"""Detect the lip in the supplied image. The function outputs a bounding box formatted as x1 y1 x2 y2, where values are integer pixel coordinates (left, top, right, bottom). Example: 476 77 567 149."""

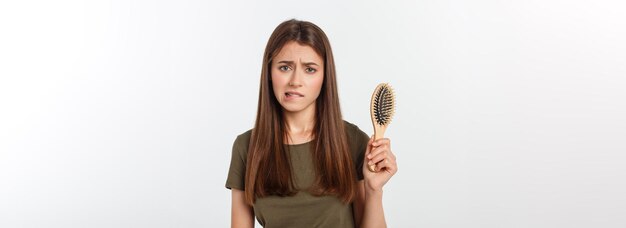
285 91 304 97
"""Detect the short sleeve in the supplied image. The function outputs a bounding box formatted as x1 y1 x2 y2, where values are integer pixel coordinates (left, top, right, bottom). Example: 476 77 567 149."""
225 131 251 190
346 121 370 181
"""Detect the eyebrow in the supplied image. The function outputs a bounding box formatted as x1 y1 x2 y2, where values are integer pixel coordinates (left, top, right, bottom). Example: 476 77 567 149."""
277 60 319 66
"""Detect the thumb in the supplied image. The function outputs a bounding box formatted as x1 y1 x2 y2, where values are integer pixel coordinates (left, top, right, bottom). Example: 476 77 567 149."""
363 135 375 172
365 135 374 156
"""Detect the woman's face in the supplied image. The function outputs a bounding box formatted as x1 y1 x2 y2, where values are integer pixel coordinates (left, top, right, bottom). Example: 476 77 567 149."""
271 41 324 114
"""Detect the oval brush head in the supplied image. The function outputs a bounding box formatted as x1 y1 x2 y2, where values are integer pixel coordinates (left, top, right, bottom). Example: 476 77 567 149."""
372 83 396 126
368 83 396 172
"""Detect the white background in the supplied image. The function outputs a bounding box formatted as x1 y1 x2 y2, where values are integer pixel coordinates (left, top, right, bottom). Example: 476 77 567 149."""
1 0 625 227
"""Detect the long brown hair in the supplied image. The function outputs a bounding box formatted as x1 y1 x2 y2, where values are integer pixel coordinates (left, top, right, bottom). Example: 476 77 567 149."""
244 19 356 205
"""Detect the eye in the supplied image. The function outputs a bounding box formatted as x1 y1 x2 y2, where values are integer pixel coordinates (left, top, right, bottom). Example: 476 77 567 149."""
305 67 317 73
279 66 291 71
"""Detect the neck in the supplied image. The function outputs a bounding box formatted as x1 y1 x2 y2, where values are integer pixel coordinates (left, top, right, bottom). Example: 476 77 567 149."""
283 105 316 144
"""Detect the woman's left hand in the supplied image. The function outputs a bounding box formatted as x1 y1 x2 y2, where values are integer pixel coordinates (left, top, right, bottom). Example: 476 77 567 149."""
363 136 398 192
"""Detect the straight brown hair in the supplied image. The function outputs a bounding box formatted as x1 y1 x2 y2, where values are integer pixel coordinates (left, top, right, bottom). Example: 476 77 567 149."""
244 19 356 205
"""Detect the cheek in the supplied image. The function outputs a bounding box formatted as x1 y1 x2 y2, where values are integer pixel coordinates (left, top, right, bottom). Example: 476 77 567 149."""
311 74 324 94
272 67 291 79
270 72 282 97
270 70 283 87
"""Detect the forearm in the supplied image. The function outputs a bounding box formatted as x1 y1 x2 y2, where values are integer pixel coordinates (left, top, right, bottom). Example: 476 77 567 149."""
360 189 386 228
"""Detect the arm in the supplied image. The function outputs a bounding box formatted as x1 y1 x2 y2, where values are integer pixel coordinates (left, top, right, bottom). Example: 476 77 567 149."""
231 189 254 228
361 185 387 228
355 137 398 228
353 181 387 228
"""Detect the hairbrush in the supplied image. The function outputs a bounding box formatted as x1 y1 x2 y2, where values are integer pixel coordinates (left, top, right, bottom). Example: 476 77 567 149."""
368 83 396 172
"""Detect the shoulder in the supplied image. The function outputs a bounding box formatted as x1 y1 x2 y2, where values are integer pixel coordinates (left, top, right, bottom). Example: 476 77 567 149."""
343 120 368 140
234 129 253 145
343 120 359 133
343 120 369 152
232 129 253 157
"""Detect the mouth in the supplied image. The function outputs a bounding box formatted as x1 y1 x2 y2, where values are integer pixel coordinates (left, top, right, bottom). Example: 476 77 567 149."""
285 91 304 98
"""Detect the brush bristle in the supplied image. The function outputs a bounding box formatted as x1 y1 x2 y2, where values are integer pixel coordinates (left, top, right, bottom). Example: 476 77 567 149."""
372 83 396 126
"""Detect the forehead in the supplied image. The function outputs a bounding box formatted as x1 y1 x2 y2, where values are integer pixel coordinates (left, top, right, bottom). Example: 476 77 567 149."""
274 41 323 63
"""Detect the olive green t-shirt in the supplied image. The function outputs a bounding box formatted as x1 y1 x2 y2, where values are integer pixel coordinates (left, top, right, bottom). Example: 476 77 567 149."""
225 121 370 228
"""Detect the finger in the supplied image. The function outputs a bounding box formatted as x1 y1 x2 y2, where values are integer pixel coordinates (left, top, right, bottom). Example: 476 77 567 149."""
372 138 391 147
366 144 390 160
368 150 388 166
365 136 375 173
376 158 398 174
365 136 374 152
364 136 374 160
388 151 396 160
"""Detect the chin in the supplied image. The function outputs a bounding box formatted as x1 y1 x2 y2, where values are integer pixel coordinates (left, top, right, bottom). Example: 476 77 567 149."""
282 106 305 113
280 102 314 113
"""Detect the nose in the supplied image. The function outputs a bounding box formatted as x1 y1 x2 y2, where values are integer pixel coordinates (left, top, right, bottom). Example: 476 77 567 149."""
288 70 303 87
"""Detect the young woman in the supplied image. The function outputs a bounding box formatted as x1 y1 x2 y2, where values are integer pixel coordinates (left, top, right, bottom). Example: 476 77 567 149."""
225 19 398 228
